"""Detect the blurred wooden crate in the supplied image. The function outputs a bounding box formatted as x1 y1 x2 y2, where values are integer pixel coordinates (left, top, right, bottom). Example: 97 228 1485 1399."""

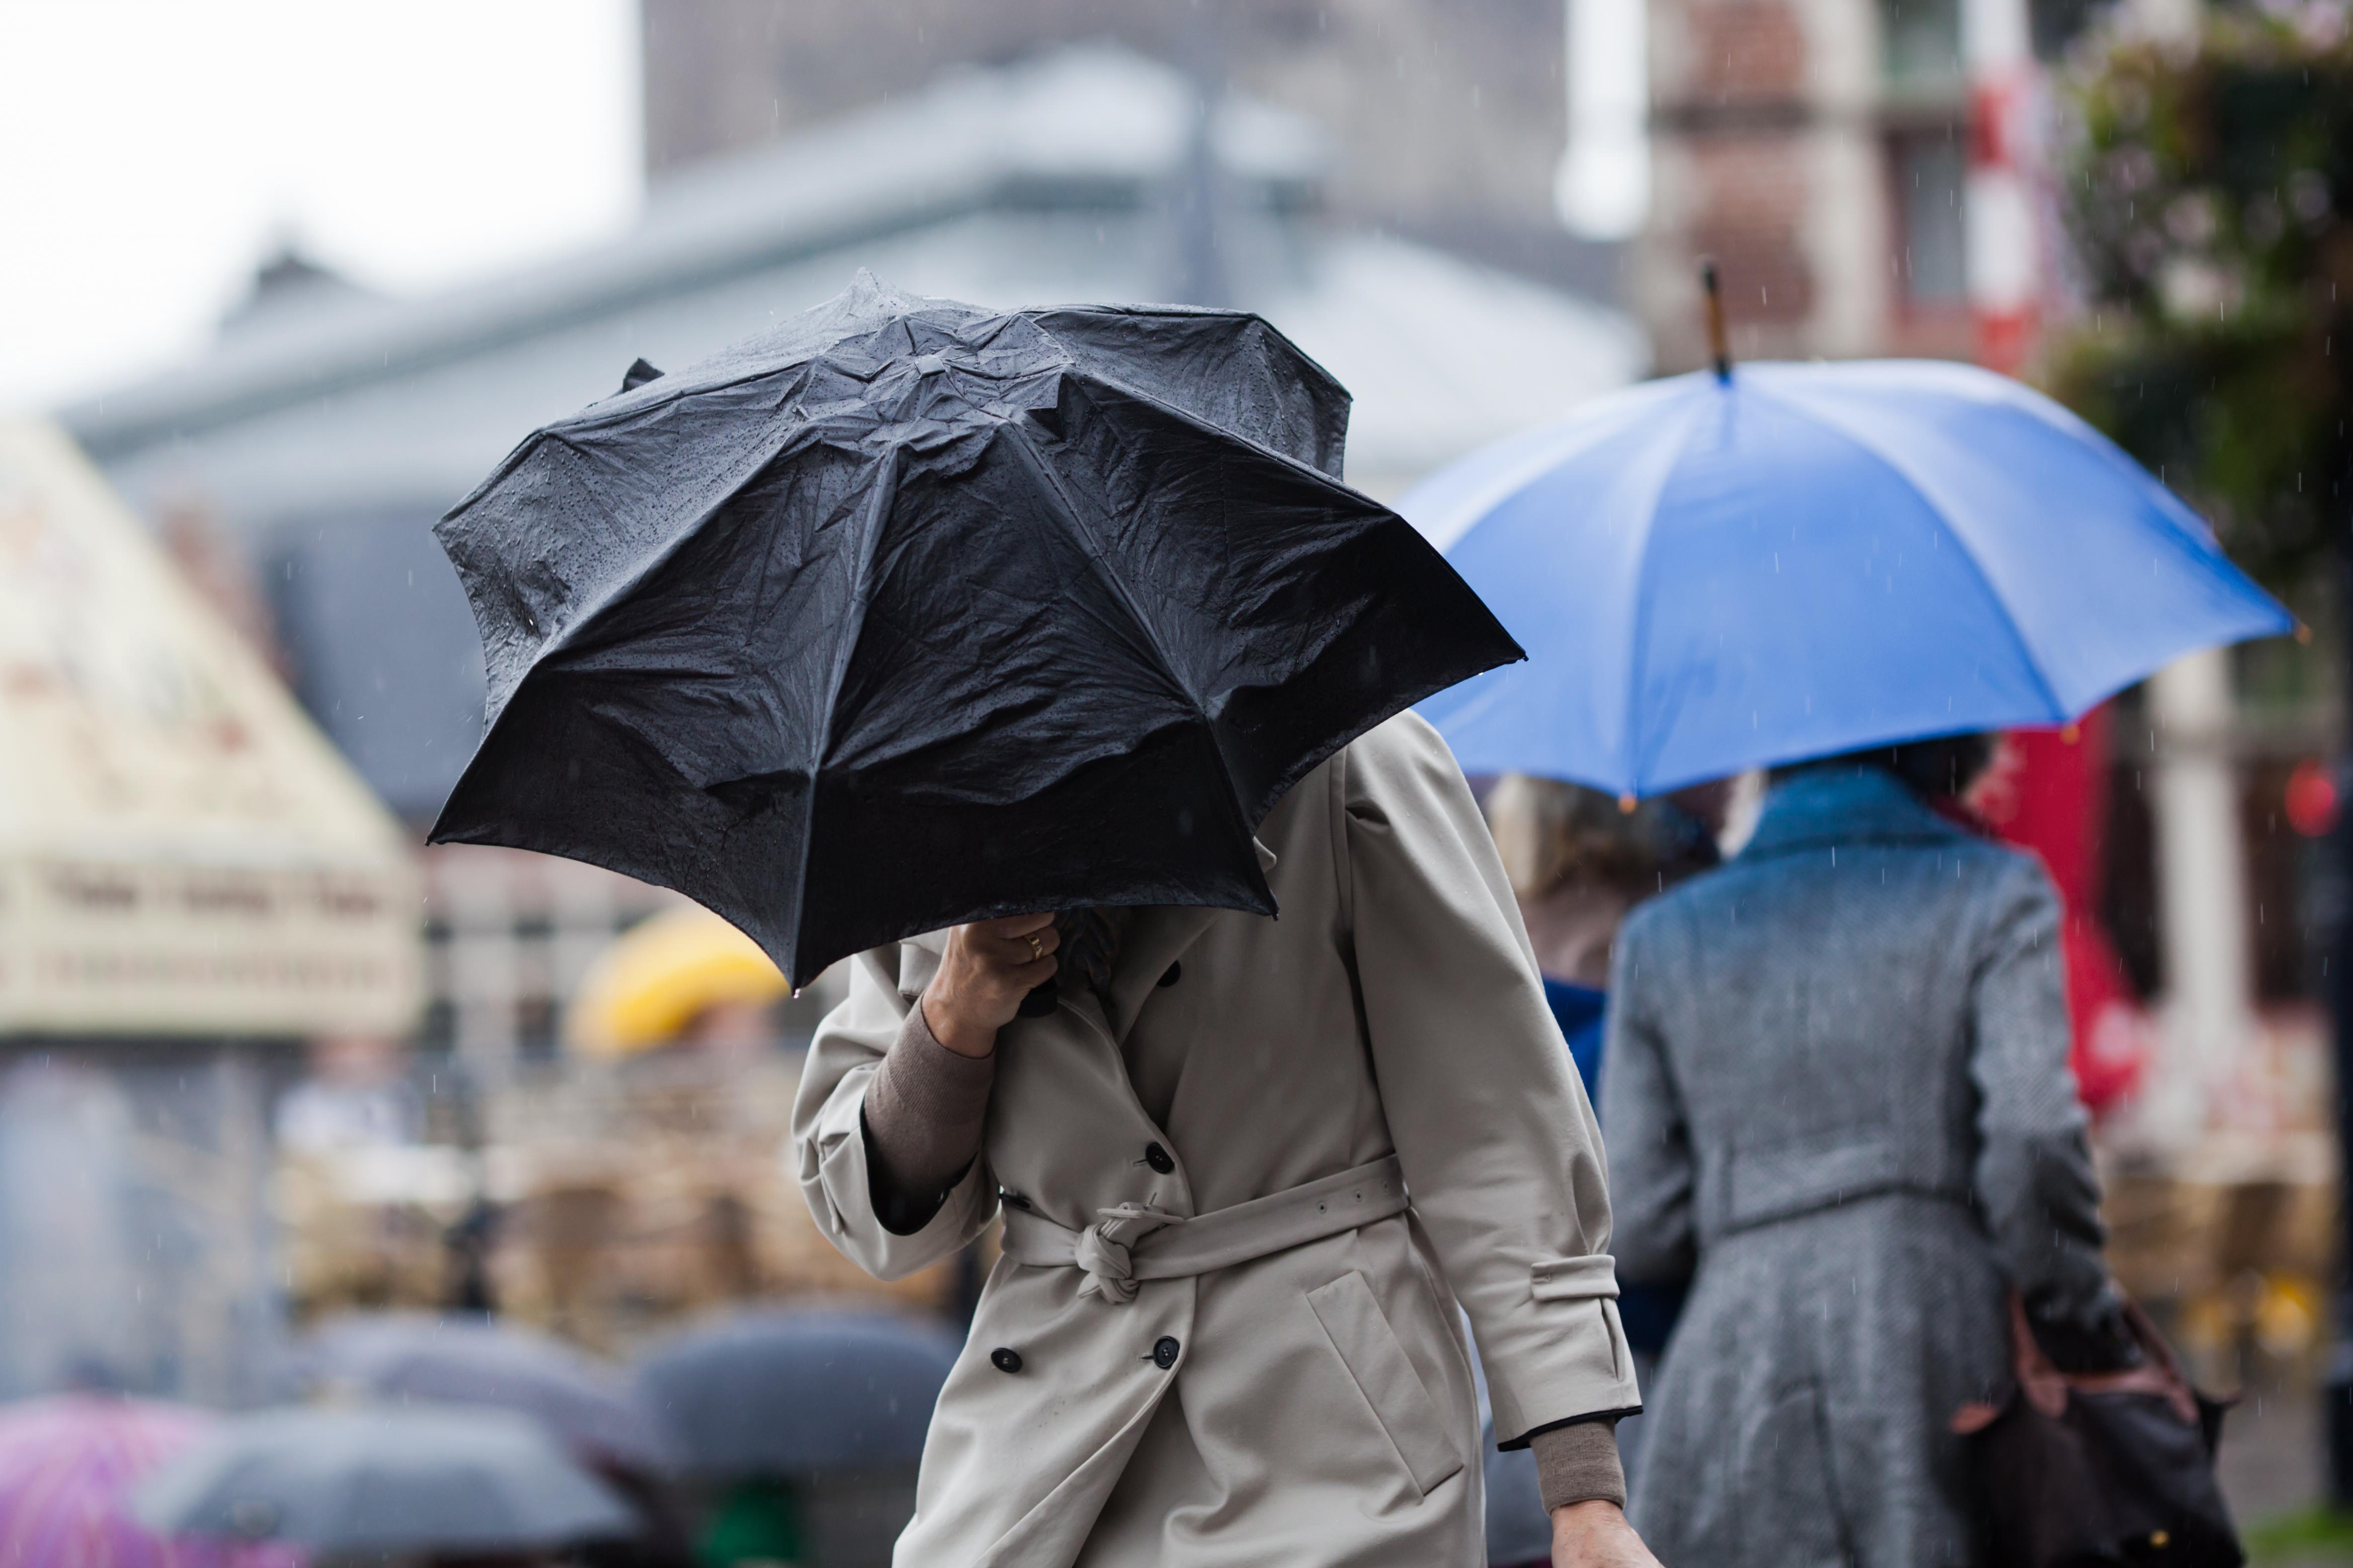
2100 1166 2337 1388
277 1049 967 1346
2103 1173 2336 1306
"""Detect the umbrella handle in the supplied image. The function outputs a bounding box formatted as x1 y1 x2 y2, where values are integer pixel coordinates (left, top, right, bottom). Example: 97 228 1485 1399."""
1701 258 1732 383
1017 977 1061 1018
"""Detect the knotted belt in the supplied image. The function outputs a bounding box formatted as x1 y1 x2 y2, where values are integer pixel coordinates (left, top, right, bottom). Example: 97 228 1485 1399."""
999 1155 1407 1304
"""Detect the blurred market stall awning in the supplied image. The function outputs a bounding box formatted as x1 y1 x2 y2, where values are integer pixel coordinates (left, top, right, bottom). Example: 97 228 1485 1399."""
0 421 421 1036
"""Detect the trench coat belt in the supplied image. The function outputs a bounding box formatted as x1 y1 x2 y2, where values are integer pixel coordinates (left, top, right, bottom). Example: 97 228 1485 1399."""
999 1155 1409 1305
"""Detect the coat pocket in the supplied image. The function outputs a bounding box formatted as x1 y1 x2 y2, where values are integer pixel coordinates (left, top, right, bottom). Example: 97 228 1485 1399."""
1306 1270 1465 1496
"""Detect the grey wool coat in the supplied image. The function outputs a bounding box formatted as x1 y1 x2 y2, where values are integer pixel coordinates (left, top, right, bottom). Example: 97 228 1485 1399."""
1602 767 2115 1568
792 712 1640 1568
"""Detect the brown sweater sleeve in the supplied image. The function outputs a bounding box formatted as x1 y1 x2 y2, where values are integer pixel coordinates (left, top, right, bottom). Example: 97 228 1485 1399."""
1529 1418 1626 1510
859 1001 998 1235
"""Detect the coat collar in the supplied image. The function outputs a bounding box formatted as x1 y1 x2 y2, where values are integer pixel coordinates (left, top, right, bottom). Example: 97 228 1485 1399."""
1737 767 1972 863
899 838 1276 1040
1104 836 1277 1041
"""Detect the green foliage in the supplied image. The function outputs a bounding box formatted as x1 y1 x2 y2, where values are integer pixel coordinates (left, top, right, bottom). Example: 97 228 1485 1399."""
2048 4 2353 587
2245 1502 2353 1563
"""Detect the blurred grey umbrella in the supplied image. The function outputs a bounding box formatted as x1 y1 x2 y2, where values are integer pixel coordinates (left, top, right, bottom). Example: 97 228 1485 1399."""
301 1312 678 1473
633 1310 960 1476
132 1405 635 1554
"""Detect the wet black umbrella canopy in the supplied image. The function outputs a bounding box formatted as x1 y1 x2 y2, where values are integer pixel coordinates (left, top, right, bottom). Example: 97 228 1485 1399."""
431 274 1520 984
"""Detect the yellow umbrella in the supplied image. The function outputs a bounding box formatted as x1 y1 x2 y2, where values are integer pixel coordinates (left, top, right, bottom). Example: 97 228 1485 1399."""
564 905 789 1059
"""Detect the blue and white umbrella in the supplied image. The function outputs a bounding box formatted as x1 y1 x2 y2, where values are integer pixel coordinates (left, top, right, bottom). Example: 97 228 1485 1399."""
1401 358 2291 796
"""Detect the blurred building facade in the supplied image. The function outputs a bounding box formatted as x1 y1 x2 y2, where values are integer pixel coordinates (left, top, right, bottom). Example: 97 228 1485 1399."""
638 0 1615 295
1635 0 1990 366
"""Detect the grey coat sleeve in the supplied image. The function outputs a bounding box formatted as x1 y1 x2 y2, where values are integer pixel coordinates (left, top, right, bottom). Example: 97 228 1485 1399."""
1967 856 2117 1324
1598 906 1698 1285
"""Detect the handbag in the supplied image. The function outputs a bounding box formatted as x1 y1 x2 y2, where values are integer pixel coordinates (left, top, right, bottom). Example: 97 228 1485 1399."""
1951 1291 2241 1568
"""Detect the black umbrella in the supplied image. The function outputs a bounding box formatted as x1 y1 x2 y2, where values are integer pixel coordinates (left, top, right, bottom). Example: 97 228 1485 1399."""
632 1309 960 1476
431 273 1520 983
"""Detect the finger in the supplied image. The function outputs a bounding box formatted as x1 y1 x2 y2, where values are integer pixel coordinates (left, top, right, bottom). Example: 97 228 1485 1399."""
989 912 1058 940
989 923 1059 964
1009 953 1059 986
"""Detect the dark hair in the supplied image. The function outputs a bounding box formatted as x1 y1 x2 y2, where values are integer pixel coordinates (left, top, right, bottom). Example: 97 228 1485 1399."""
1771 732 1996 802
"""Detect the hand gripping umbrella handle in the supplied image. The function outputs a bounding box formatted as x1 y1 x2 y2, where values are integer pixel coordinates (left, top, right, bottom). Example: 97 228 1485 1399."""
1017 977 1061 1018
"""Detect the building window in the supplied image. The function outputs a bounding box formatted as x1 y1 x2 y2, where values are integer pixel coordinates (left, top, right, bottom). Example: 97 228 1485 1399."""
2030 0 2102 62
1891 131 1968 307
516 995 561 1061
416 996 459 1054
1880 0 1962 92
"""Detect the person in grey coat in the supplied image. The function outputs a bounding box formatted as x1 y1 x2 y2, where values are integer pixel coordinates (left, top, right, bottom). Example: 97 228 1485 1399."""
1601 737 2136 1568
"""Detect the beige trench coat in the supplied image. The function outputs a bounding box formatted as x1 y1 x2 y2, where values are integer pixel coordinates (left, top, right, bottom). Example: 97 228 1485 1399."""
792 713 1638 1568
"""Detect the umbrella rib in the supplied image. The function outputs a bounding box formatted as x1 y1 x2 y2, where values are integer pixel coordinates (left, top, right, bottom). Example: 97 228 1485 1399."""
1000 418 1208 728
1614 395 1715 795
793 450 904 974
1404 376 1690 552
1743 378 2070 725
1004 364 1426 745
523 427 809 669
454 417 814 735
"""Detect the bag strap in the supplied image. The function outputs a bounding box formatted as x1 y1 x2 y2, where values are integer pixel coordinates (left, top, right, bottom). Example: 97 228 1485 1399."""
2007 1289 2072 1417
1956 1289 2207 1432
2113 1299 2202 1426
2010 1289 2203 1423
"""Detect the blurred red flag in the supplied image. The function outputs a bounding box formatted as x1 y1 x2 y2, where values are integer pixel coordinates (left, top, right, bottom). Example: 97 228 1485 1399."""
1970 707 2149 1113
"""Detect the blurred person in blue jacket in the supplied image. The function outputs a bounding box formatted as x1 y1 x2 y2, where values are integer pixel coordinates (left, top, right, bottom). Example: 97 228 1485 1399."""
1478 773 1727 1565
1486 776 1727 1099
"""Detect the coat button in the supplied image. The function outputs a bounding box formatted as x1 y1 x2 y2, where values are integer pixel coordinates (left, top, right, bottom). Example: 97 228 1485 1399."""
1143 1142 1176 1175
1158 961 1182 987
1152 1336 1181 1370
991 1347 1023 1374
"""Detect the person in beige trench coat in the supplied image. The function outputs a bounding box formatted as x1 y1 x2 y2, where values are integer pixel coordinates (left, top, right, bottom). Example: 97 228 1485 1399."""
792 713 1661 1568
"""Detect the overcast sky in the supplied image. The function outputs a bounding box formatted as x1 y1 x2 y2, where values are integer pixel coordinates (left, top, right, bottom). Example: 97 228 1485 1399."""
0 0 639 410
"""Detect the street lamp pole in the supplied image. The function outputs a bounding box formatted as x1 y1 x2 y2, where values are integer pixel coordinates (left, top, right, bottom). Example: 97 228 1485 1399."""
2328 539 2353 1506
1961 0 2039 373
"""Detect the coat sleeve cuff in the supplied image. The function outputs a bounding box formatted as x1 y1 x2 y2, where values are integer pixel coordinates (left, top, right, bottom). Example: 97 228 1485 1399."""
862 1002 997 1234
1496 1404 1643 1450
809 1062 993 1280
1481 1279 1644 1444
1529 1418 1627 1509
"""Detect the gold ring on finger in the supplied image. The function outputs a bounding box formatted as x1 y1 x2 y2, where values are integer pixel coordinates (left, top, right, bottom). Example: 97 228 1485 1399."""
1026 933 1043 960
